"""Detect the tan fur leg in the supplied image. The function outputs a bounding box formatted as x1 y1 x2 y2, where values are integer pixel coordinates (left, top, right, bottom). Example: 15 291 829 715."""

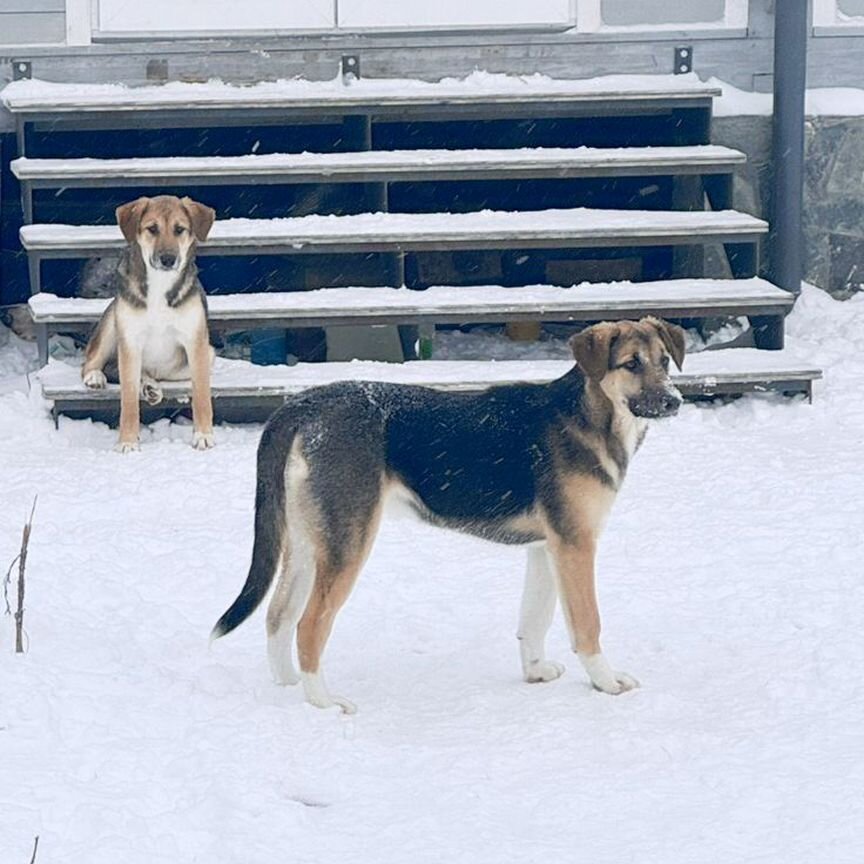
188 329 214 450
297 502 383 713
547 535 601 656
116 336 142 452
547 534 638 695
82 305 117 389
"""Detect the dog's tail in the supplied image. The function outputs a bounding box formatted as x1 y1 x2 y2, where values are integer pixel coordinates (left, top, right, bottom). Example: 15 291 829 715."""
210 420 294 640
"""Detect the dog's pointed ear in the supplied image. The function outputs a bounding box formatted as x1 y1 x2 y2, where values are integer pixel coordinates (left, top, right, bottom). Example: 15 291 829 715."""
569 322 618 381
646 317 686 370
116 197 151 243
181 197 216 242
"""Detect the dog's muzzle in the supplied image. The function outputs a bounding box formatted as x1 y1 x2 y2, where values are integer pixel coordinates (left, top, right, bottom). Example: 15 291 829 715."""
152 252 179 271
629 388 683 419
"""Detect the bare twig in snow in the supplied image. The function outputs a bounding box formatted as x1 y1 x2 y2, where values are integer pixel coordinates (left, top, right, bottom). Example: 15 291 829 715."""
5 497 37 653
28 835 39 864
3 553 19 616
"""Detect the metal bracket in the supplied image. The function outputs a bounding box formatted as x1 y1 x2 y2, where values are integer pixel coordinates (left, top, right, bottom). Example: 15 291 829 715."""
12 60 31 80
341 54 360 82
146 59 169 81
674 46 693 75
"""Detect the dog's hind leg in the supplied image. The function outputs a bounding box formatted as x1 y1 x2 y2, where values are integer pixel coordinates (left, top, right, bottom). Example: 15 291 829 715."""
517 545 565 683
140 374 163 406
297 495 384 714
266 525 316 687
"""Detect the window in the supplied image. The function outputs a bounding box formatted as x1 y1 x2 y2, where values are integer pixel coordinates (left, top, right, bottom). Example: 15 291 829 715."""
813 0 864 26
578 0 748 31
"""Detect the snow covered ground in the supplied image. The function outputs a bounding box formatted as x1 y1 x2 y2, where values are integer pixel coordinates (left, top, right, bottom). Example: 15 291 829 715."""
1 284 863 863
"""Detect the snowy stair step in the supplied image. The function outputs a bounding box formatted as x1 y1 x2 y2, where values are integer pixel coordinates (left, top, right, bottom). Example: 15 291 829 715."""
1 75 721 121
10 145 746 188
29 279 794 333
38 350 822 419
20 208 767 258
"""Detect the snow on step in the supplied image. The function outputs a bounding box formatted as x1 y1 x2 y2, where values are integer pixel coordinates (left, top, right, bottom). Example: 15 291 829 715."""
20 208 768 254
10 145 745 184
38 349 821 402
1 71 720 114
29 279 793 327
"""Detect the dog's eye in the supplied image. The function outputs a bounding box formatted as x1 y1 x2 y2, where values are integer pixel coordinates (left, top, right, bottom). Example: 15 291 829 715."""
174 225 186 236
661 355 670 371
146 225 159 236
622 357 641 372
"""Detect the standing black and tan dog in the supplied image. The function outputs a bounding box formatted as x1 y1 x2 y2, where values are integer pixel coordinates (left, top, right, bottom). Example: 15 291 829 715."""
81 195 216 452
212 317 685 713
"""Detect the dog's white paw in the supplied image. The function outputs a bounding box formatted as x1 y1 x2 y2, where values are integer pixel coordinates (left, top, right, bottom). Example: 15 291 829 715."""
114 440 140 454
579 652 639 695
83 369 107 389
141 381 163 406
524 660 566 683
269 652 301 686
192 430 215 450
592 671 640 695
307 692 357 715
273 667 301 687
302 671 357 714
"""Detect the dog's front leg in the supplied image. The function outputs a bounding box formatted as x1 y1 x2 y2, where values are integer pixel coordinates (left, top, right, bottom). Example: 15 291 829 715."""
518 545 565 683
116 336 143 453
547 535 639 695
82 304 117 389
187 330 214 450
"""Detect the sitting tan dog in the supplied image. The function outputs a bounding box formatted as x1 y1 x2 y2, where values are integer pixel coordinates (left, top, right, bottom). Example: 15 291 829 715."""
81 195 216 452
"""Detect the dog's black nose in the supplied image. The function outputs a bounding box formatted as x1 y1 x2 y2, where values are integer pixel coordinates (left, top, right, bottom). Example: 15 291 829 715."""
159 252 177 268
661 394 682 414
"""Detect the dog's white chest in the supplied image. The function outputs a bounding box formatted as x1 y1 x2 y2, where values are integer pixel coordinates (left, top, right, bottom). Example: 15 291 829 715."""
616 412 648 461
125 271 200 376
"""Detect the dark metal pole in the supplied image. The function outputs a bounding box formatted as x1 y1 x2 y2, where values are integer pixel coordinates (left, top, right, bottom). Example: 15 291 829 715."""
771 0 809 294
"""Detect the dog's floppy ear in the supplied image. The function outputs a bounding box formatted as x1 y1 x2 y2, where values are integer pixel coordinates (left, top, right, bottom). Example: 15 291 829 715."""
646 317 686 370
569 322 618 381
181 197 216 242
116 197 151 243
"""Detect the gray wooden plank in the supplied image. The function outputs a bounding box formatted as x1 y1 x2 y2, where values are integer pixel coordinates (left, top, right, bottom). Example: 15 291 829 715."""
38 353 822 407
28 278 794 330
2 77 721 114
19 208 768 258
11 145 746 187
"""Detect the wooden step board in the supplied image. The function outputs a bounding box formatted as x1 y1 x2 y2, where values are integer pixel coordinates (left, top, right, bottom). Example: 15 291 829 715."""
20 208 767 259
38 350 821 424
29 278 794 334
1 75 721 125
10 145 746 189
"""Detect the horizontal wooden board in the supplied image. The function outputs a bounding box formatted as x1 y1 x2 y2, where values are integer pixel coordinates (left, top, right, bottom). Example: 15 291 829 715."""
11 145 746 187
1 74 721 115
29 278 794 331
19 207 768 258
38 350 822 412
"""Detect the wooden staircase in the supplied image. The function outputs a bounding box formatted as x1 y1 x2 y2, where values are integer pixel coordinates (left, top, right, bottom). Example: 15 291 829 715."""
1 73 820 420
